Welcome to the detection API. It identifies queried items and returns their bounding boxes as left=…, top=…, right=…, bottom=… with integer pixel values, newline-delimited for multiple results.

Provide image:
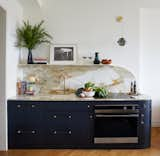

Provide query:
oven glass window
left=95, top=116, right=138, bottom=138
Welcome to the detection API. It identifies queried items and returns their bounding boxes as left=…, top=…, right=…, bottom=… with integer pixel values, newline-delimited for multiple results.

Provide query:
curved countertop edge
left=8, top=94, right=151, bottom=101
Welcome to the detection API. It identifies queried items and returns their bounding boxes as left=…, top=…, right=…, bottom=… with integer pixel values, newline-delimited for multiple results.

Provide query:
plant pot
left=83, top=91, right=95, bottom=97
left=28, top=50, right=33, bottom=64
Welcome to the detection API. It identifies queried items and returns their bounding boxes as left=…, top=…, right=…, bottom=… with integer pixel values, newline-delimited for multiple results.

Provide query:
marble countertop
left=8, top=93, right=151, bottom=101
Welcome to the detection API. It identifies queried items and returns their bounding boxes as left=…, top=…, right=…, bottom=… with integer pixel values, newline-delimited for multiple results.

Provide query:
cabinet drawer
left=8, top=101, right=43, bottom=112
left=46, top=112, right=72, bottom=126
left=44, top=112, right=93, bottom=146
left=45, top=128, right=91, bottom=146
left=8, top=128, right=44, bottom=148
left=45, top=101, right=93, bottom=112
left=45, top=112, right=93, bottom=128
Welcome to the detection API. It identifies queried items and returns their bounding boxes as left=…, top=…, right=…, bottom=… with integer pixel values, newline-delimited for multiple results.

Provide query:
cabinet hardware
left=96, top=114, right=139, bottom=118
left=54, top=131, right=57, bottom=134
left=32, top=130, right=36, bottom=134
left=31, top=105, right=35, bottom=108
left=17, top=105, right=21, bottom=108
left=124, top=106, right=127, bottom=110
left=68, top=131, right=72, bottom=134
left=141, top=114, right=144, bottom=117
left=68, top=115, right=72, bottom=119
left=53, top=115, right=57, bottom=119
left=17, top=130, right=21, bottom=134
left=90, top=115, right=93, bottom=119
left=88, top=105, right=90, bottom=108
left=141, top=121, right=144, bottom=125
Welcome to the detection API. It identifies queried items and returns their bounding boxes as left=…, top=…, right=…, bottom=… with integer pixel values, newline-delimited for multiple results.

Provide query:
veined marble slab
left=18, top=65, right=135, bottom=96
left=8, top=93, right=151, bottom=101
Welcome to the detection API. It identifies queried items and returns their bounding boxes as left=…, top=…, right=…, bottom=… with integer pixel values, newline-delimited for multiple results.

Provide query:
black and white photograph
left=50, top=44, right=77, bottom=64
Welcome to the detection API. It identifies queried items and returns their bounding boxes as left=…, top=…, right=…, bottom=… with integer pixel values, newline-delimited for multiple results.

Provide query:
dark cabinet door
left=8, top=100, right=94, bottom=148
left=44, top=111, right=93, bottom=147
left=8, top=101, right=44, bottom=148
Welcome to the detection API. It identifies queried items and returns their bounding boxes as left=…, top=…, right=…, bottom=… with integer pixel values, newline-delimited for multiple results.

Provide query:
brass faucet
left=59, top=72, right=71, bottom=94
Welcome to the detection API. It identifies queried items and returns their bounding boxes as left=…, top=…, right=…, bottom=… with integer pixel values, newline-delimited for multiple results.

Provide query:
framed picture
left=50, top=44, right=77, bottom=65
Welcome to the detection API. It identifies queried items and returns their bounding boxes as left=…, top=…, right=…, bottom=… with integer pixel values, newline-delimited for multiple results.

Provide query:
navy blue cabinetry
left=8, top=101, right=94, bottom=149
left=8, top=99, right=151, bottom=149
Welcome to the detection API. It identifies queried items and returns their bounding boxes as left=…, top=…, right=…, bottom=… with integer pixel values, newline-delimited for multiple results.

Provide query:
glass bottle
left=94, top=52, right=100, bottom=64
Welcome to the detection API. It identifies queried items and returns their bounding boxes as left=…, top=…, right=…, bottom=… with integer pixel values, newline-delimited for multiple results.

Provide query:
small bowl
left=83, top=91, right=95, bottom=97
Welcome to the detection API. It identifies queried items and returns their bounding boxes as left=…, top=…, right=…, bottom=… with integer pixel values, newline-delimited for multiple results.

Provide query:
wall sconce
left=116, top=16, right=123, bottom=23
left=116, top=16, right=126, bottom=47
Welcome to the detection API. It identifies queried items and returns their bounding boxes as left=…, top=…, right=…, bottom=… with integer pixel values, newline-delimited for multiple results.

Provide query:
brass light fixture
left=116, top=16, right=126, bottom=46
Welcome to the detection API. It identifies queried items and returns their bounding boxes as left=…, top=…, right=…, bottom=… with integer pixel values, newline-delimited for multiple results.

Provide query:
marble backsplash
left=18, top=65, right=135, bottom=95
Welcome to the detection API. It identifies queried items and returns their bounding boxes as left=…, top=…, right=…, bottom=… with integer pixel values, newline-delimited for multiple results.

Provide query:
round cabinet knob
left=88, top=105, right=90, bottom=108
left=68, top=131, right=72, bottom=134
left=32, top=130, right=36, bottom=134
left=54, top=131, right=57, bottom=134
left=90, top=115, right=93, bottom=119
left=17, top=130, right=21, bottom=134
left=53, top=115, right=57, bottom=119
left=141, top=114, right=144, bottom=117
left=68, top=115, right=72, bottom=119
left=17, top=105, right=21, bottom=108
left=132, top=106, right=136, bottom=110
left=124, top=106, right=127, bottom=110
left=31, top=105, right=35, bottom=108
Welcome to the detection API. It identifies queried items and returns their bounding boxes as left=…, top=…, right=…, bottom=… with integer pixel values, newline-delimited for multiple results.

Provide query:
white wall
left=0, top=0, right=160, bottom=151
left=20, top=0, right=160, bottom=127
left=140, top=9, right=160, bottom=126
left=22, top=0, right=141, bottom=80
left=0, top=0, right=23, bottom=150
left=0, top=5, right=6, bottom=152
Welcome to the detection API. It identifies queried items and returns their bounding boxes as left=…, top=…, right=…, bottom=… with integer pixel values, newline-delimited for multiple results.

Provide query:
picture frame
left=50, top=44, right=77, bottom=65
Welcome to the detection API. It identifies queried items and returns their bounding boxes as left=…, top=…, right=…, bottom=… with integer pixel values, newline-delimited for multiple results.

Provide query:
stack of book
left=33, top=58, right=48, bottom=64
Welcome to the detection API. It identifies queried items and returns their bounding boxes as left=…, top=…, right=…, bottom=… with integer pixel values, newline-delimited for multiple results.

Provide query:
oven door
left=94, top=106, right=139, bottom=144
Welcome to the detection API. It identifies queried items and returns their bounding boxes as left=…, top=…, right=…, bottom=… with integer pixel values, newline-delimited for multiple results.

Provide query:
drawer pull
left=31, top=130, right=36, bottom=134
left=54, top=131, right=57, bottom=134
left=90, top=115, right=93, bottom=119
left=17, top=130, right=21, bottom=134
left=53, top=115, right=57, bottom=119
left=17, top=105, right=21, bottom=108
left=141, top=114, right=144, bottom=117
left=88, top=105, right=90, bottom=108
left=68, top=131, right=72, bottom=134
left=31, top=105, right=35, bottom=108
left=68, top=115, right=72, bottom=119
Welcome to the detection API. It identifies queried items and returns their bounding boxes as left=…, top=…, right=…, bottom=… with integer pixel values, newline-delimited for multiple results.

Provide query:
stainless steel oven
left=94, top=104, right=140, bottom=144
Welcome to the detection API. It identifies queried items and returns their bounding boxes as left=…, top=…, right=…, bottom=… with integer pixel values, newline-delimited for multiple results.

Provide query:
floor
left=0, top=128, right=160, bottom=156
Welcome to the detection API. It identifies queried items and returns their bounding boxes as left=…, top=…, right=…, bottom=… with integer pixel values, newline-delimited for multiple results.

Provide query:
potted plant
left=94, top=87, right=108, bottom=98
left=16, top=20, right=53, bottom=64
left=83, top=82, right=96, bottom=97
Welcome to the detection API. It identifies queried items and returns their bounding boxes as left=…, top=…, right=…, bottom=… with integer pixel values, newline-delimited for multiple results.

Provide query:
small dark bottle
left=133, top=81, right=137, bottom=94
left=94, top=52, right=100, bottom=64
left=130, top=81, right=133, bottom=94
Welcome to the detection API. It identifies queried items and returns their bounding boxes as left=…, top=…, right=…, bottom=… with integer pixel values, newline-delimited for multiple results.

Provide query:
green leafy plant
left=16, top=20, right=52, bottom=50
left=94, top=87, right=108, bottom=98
left=84, top=82, right=95, bottom=91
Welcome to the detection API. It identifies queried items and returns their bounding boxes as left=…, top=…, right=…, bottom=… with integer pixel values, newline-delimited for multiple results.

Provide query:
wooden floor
left=0, top=128, right=160, bottom=156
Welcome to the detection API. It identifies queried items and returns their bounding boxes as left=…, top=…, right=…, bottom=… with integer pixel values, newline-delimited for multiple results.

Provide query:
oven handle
left=95, top=114, right=139, bottom=118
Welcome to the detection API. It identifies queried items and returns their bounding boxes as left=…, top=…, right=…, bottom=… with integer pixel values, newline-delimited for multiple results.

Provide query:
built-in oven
left=94, top=104, right=140, bottom=144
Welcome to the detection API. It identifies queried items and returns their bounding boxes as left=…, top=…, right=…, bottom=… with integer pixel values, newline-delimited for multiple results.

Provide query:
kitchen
left=0, top=0, right=160, bottom=155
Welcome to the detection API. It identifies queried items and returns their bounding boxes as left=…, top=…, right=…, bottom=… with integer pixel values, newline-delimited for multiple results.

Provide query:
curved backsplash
left=18, top=65, right=135, bottom=95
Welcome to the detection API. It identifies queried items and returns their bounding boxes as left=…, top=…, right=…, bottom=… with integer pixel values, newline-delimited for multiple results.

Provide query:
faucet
left=59, top=72, right=71, bottom=94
